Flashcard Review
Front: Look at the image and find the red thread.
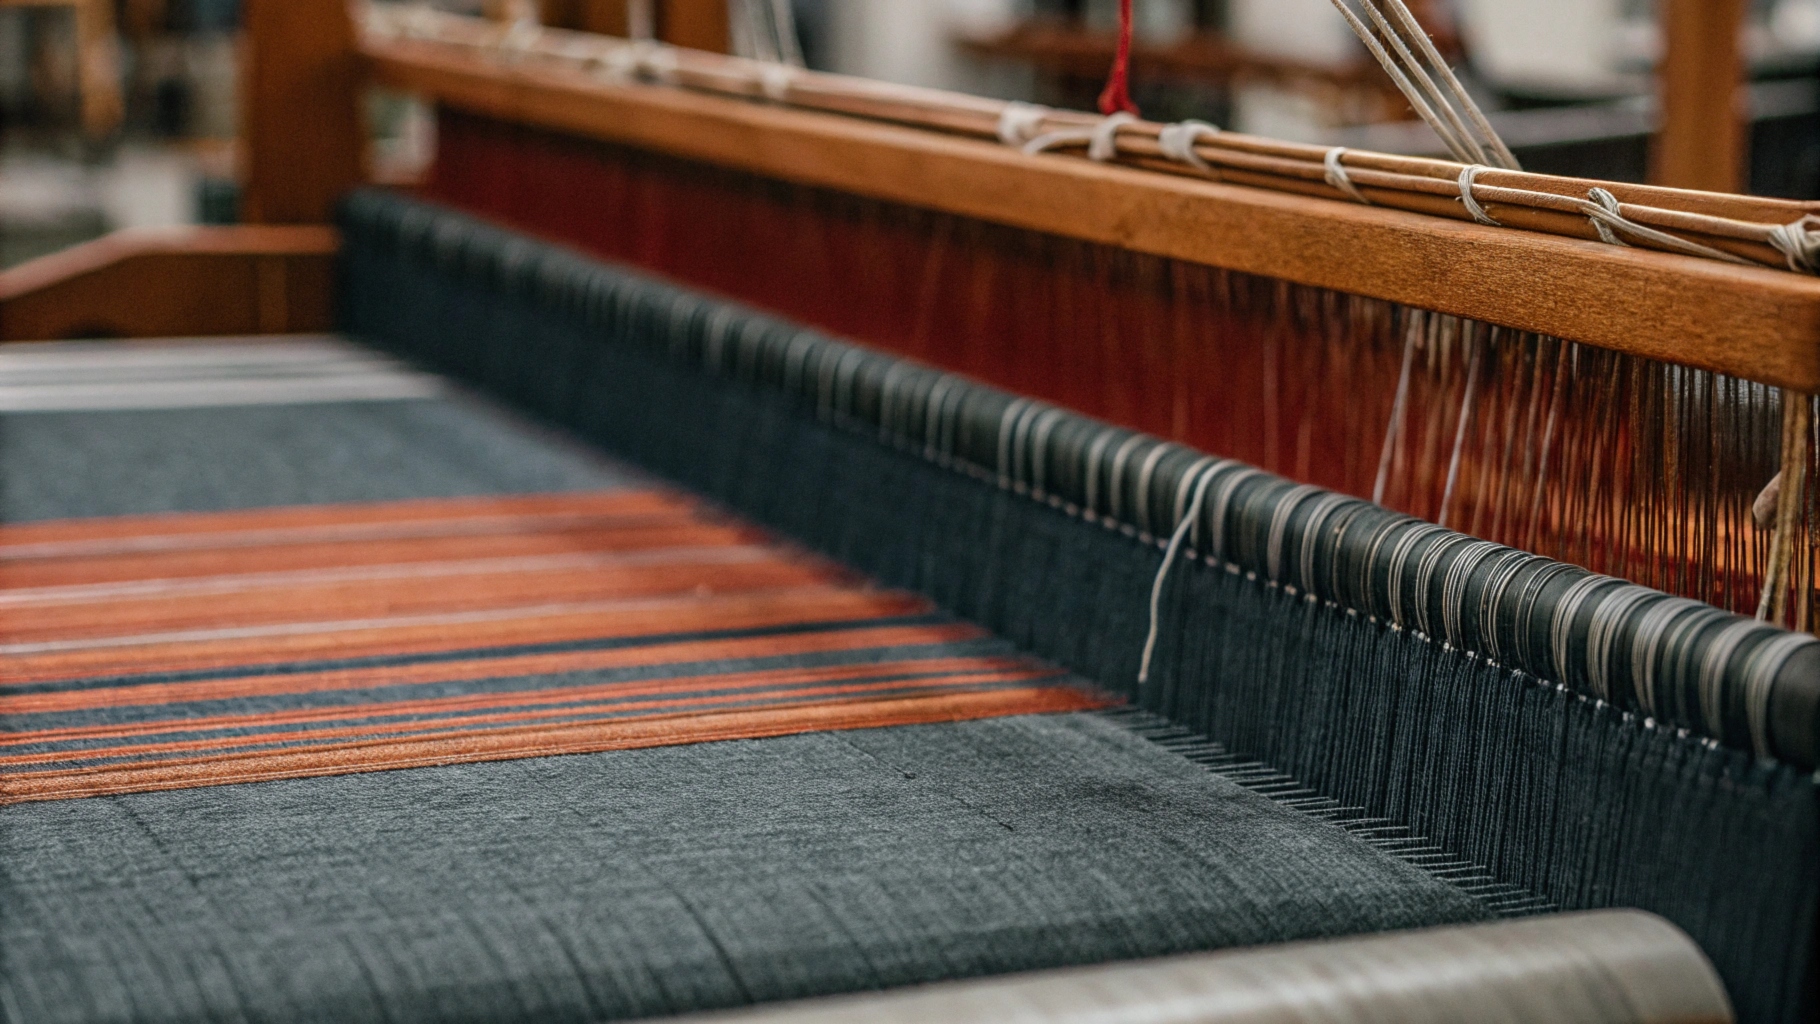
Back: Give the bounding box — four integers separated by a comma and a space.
1097, 0, 1140, 116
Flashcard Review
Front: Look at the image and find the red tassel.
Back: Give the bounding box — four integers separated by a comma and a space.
1097, 0, 1140, 116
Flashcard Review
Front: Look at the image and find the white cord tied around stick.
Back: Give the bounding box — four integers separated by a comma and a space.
759, 63, 794, 103
1325, 147, 1370, 205
1585, 188, 1628, 247
603, 41, 677, 84
1580, 187, 1756, 266
1457, 165, 1499, 226
1769, 215, 1820, 274
1023, 112, 1136, 161
997, 102, 1050, 147
1158, 120, 1221, 173
1089, 112, 1136, 161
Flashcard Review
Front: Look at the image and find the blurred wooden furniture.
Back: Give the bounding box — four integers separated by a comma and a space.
0, 0, 124, 137
1652, 0, 1749, 192
535, 0, 725, 50
0, 226, 338, 341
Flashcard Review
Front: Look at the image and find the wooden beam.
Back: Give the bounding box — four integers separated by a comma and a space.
0, 227, 339, 342
364, 39, 1820, 392
659, 0, 726, 53
1652, 0, 1748, 193
541, 0, 632, 34
241, 0, 365, 224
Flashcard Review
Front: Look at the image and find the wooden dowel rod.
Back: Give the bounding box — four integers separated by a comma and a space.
364, 37, 1820, 392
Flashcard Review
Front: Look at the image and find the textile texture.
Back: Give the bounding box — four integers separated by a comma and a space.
335, 190, 1820, 1024
1, 341, 1490, 1023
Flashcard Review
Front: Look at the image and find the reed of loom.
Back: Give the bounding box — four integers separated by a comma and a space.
327, 3, 1820, 634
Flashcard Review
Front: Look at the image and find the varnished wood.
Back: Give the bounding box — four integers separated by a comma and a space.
541, 0, 630, 34
241, 0, 365, 224
1652, 0, 1747, 193
659, 0, 726, 53
364, 38, 1820, 392
0, 227, 339, 342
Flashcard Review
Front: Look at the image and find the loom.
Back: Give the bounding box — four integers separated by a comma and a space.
0, 2, 1817, 1022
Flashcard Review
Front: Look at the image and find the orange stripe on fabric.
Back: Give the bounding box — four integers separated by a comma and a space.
2, 622, 988, 718
0, 491, 697, 553
3, 588, 932, 683
0, 546, 782, 607
1, 667, 1058, 768
3, 654, 1028, 745
0, 490, 1108, 807
0, 519, 769, 591
0, 686, 1113, 805
4, 559, 838, 644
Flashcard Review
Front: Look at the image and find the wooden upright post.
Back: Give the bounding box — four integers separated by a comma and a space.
660, 0, 728, 52
1651, 0, 1748, 193
240, 0, 365, 224
542, 0, 636, 34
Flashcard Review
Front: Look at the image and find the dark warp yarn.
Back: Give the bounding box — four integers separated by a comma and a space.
338, 189, 1819, 1024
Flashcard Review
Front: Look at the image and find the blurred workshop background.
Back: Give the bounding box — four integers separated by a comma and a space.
2, 0, 1817, 269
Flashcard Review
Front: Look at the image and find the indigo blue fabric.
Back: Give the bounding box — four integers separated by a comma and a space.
0, 393, 632, 523
0, 714, 1485, 1023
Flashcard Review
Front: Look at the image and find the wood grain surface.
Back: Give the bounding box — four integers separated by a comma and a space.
0, 226, 339, 341
364, 38, 1820, 392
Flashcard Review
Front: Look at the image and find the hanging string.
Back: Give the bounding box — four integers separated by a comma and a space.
1757, 392, 1813, 625
1098, 0, 1140, 117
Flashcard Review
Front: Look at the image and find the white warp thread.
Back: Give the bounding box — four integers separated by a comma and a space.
1457, 165, 1499, 226
1158, 120, 1221, 173
1139, 465, 1220, 686
1324, 147, 1370, 205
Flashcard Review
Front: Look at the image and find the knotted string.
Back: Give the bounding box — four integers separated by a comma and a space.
997, 102, 1050, 147
1022, 111, 1136, 161
1158, 120, 1220, 173
1769, 215, 1820, 274
1457, 165, 1500, 226
1580, 188, 1755, 266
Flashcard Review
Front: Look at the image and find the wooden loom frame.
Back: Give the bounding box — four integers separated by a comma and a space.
6, 0, 1818, 400
350, 12, 1820, 395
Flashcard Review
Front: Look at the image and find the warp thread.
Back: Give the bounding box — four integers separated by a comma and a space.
342, 189, 1820, 771
341, 195, 1820, 1023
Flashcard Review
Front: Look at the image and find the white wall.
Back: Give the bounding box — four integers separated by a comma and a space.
1455, 0, 1633, 96
824, 0, 1025, 92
